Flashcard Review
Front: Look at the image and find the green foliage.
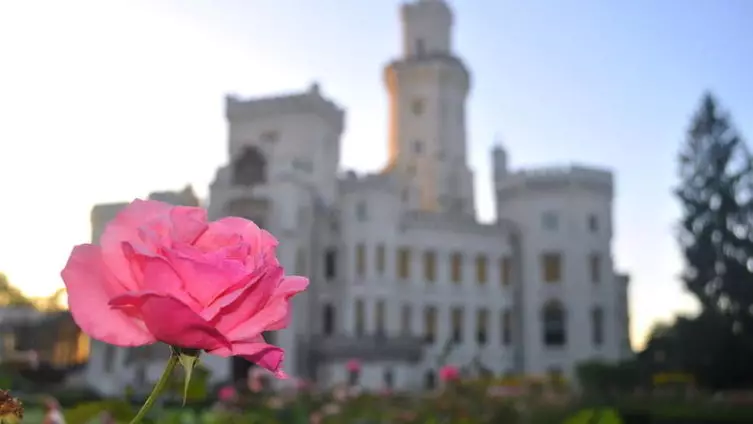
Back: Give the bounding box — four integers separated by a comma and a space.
48, 389, 753, 424
676, 92, 753, 328
656, 91, 753, 390
0, 273, 34, 307
165, 362, 210, 403
576, 360, 642, 395
63, 400, 135, 424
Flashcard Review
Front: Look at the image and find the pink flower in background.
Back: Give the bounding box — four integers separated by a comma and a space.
439, 365, 460, 382
218, 385, 237, 402
346, 359, 361, 373
60, 199, 308, 378
295, 378, 311, 391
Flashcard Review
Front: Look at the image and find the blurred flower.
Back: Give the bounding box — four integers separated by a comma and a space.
309, 411, 324, 424
247, 367, 265, 392
333, 385, 349, 402
346, 359, 361, 373
296, 377, 309, 389
218, 385, 237, 402
0, 390, 22, 424
61, 199, 308, 377
439, 364, 460, 382
267, 396, 284, 410
322, 403, 341, 416
347, 386, 362, 398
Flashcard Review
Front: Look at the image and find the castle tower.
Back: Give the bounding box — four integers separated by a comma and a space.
383, 0, 475, 217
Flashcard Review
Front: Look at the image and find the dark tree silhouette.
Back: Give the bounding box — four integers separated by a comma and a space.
676, 92, 753, 332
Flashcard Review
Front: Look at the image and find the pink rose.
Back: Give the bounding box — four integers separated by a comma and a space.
346, 359, 361, 373
61, 199, 307, 377
439, 365, 460, 382
217, 385, 237, 402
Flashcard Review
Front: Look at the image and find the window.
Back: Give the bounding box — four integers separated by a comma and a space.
450, 252, 463, 284
407, 164, 416, 176
295, 248, 307, 275
232, 146, 267, 187
424, 251, 436, 282
502, 309, 512, 346
588, 214, 599, 232
476, 308, 489, 345
542, 211, 559, 230
354, 299, 365, 337
592, 307, 604, 346
542, 301, 566, 347
260, 131, 278, 143
292, 158, 313, 173
476, 255, 488, 284
424, 369, 436, 389
376, 244, 385, 275
423, 306, 437, 343
397, 248, 411, 279
384, 368, 394, 389
401, 304, 412, 336
411, 99, 425, 116
500, 256, 512, 286
541, 252, 562, 283
451, 307, 464, 343
103, 344, 116, 373
356, 244, 366, 277
356, 201, 368, 221
324, 249, 338, 280
413, 140, 423, 154
323, 304, 335, 336
589, 253, 601, 284
375, 300, 386, 336
415, 38, 425, 56
349, 368, 360, 386
401, 188, 409, 202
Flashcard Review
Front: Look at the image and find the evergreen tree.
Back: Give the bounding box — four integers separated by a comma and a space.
676, 92, 753, 334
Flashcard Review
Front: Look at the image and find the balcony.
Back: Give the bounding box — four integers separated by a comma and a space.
306, 334, 424, 363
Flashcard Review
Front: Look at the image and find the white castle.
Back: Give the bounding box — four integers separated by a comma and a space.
84, 0, 631, 395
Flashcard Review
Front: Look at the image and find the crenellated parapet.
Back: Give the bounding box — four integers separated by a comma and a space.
496, 164, 613, 198
225, 83, 345, 135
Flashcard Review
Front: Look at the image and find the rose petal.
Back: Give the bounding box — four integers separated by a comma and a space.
225, 275, 308, 340
168, 206, 209, 244
208, 336, 286, 378
122, 247, 203, 311
197, 217, 278, 263
98, 199, 173, 291
61, 244, 155, 347
166, 247, 250, 306
207, 265, 282, 333
265, 276, 309, 331
110, 293, 230, 351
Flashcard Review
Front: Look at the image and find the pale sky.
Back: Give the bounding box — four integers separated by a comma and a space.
1, 0, 751, 349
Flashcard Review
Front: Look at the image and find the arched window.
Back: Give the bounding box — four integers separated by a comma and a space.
232, 146, 267, 186
542, 300, 567, 347
323, 303, 335, 336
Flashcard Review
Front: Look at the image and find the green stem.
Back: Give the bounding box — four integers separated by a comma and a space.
128, 353, 179, 424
